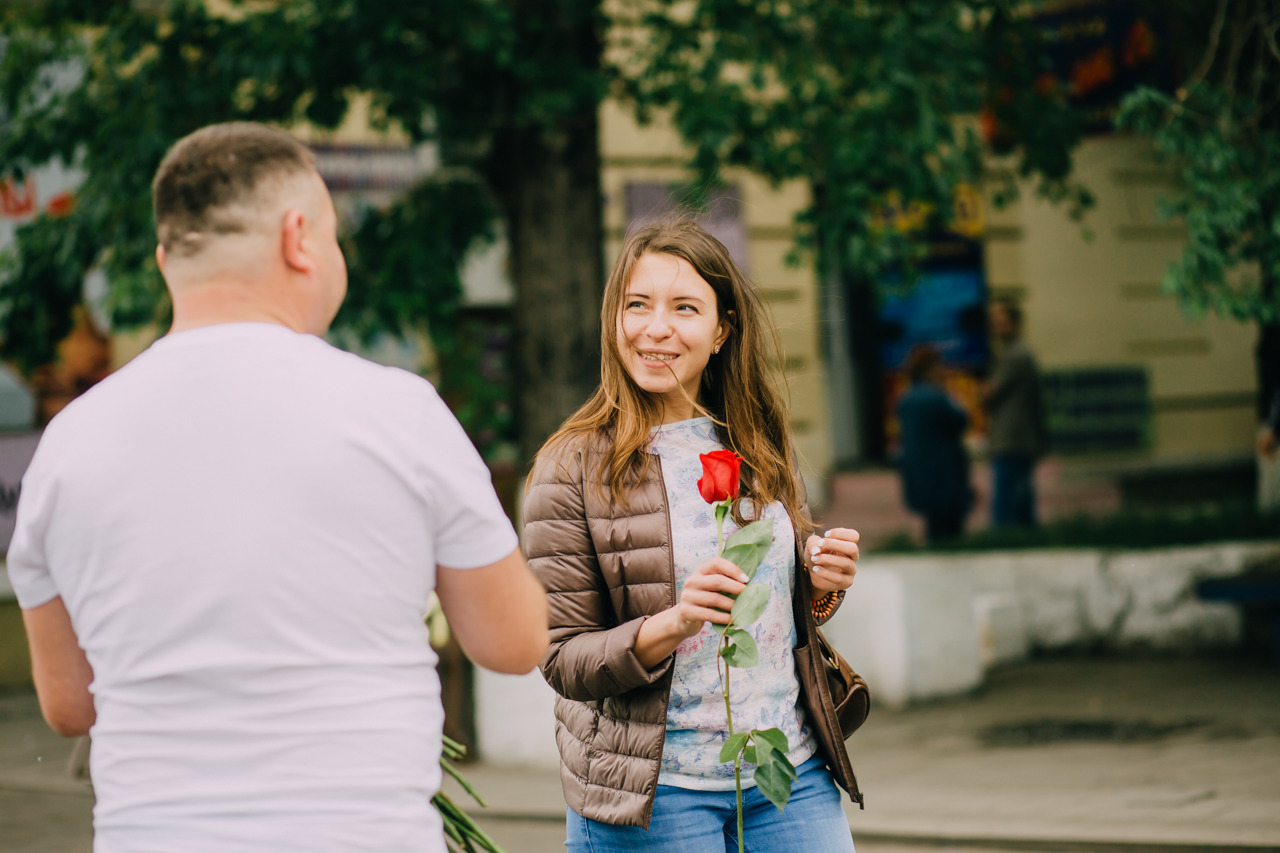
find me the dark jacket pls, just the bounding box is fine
[984,339,1047,457]
[522,436,859,829]
[897,382,972,517]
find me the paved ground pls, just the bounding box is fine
[2,656,1278,853]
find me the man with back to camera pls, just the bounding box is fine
[983,298,1047,527]
[9,122,549,853]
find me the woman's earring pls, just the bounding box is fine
[714,344,721,354]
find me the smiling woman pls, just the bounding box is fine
[522,218,864,852]
[618,251,731,421]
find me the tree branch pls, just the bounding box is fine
[1263,19,1280,63]
[1184,0,1230,95]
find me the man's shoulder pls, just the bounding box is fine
[1007,340,1039,367]
[309,340,437,397]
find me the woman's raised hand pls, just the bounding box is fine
[673,557,749,636]
[804,528,859,593]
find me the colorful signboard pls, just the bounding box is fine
[1032,0,1176,134]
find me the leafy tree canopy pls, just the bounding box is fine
[0,0,1085,455]
[616,0,1088,282]
[1116,0,1280,325]
[1116,0,1280,418]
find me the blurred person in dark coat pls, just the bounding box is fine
[898,344,973,544]
[983,299,1046,527]
[1259,388,1280,460]
[1258,385,1280,509]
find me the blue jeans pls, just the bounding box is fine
[992,453,1037,527]
[565,755,856,853]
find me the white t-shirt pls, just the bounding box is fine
[7,322,518,853]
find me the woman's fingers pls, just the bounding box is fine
[685,573,746,597]
[680,603,734,625]
[680,589,738,615]
[691,557,749,584]
[813,547,858,571]
[811,570,854,592]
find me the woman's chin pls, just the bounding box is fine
[630,374,681,397]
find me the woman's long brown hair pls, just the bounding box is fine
[532,218,810,530]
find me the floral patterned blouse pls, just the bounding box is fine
[649,417,815,790]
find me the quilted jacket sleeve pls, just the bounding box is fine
[523,443,673,702]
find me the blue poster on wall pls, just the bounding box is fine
[878,243,989,372]
[878,237,991,449]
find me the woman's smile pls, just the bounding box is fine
[638,349,680,365]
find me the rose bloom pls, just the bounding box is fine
[698,449,742,503]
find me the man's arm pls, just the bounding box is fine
[22,597,95,737]
[983,352,1021,410]
[435,548,549,675]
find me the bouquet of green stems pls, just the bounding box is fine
[436,734,507,853]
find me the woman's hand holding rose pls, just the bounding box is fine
[672,557,748,636]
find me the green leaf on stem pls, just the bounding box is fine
[754,752,795,812]
[724,519,774,552]
[752,727,789,755]
[721,626,758,667]
[729,582,770,627]
[743,743,756,764]
[719,731,749,763]
[721,542,767,579]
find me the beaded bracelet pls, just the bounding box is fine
[811,589,845,621]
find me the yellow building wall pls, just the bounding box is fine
[986,135,1258,461]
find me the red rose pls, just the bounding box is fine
[698,450,742,503]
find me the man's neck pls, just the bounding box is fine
[169,280,306,335]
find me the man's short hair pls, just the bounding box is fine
[152,122,316,257]
[993,297,1022,328]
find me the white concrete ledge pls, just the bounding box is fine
[820,540,1280,709]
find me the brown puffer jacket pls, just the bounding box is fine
[523,436,862,829]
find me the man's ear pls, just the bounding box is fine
[281,208,316,276]
[155,244,166,276]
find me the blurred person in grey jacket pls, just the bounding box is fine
[983,299,1047,527]
[897,344,973,544]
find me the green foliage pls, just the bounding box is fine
[1116,84,1280,323]
[721,626,758,668]
[751,731,798,812]
[723,518,775,562]
[728,582,770,627]
[0,0,574,381]
[615,0,1088,285]
[1114,1,1280,324]
[713,517,774,634]
[0,212,97,372]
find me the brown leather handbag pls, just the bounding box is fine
[793,577,870,808]
[815,624,870,738]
